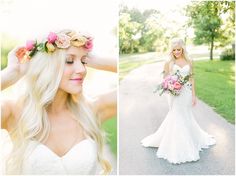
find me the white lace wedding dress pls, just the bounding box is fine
[2,136,99,175]
[22,138,98,174]
[141,64,216,164]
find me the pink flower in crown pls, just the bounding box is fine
[55,33,71,49]
[84,39,93,51]
[26,40,36,51]
[47,32,58,43]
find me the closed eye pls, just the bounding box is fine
[81,55,88,65]
[66,58,74,64]
[66,61,74,64]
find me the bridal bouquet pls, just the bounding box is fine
[154,70,190,96]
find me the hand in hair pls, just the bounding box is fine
[1,46,30,90]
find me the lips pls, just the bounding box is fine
[70,77,83,83]
[174,53,181,57]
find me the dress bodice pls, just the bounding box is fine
[171,64,191,76]
[22,138,98,175]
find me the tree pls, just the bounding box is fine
[186,1,235,60]
[119,13,141,53]
[119,6,165,54]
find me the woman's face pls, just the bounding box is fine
[59,46,88,95]
[172,45,183,59]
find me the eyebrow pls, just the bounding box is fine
[66,53,88,58]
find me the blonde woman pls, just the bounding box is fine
[1,30,116,174]
[141,38,216,164]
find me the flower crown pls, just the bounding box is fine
[20,30,93,62]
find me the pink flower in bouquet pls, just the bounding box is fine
[168,82,174,90]
[26,40,36,51]
[47,32,58,43]
[174,82,182,90]
[84,39,93,50]
[172,75,178,82]
[163,80,168,89]
[164,75,171,81]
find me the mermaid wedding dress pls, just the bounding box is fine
[141,64,216,164]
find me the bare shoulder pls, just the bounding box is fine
[81,96,98,115]
[188,58,194,64]
[85,91,116,123]
[1,98,21,130]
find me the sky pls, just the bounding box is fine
[1,0,118,55]
[120,0,191,13]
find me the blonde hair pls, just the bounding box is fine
[166,38,193,75]
[7,48,111,174]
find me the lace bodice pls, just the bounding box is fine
[21,138,98,175]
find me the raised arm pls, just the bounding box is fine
[85,53,117,73]
[91,89,117,123]
[1,47,29,90]
[1,46,29,130]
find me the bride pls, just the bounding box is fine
[1,29,116,174]
[141,38,216,164]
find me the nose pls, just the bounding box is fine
[74,60,86,74]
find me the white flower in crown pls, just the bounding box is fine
[70,35,87,47]
[55,33,71,49]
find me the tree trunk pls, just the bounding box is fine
[210,35,214,60]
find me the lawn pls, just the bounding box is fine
[102,117,117,156]
[194,60,235,123]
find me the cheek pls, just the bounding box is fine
[62,68,73,81]
[59,69,72,87]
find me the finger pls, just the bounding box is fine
[16,48,28,60]
[11,46,25,54]
[16,48,27,56]
[9,46,25,59]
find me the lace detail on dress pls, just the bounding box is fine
[21,138,98,174]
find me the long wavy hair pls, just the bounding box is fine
[6,47,111,174]
[167,38,193,74]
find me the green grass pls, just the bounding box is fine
[102,117,117,156]
[194,60,235,123]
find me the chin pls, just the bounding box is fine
[66,86,83,95]
[175,55,181,58]
[70,89,83,95]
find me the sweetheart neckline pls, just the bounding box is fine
[34,138,93,159]
[174,64,190,69]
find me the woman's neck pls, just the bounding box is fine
[47,89,69,114]
[174,56,184,61]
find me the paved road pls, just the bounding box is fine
[119,62,235,175]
